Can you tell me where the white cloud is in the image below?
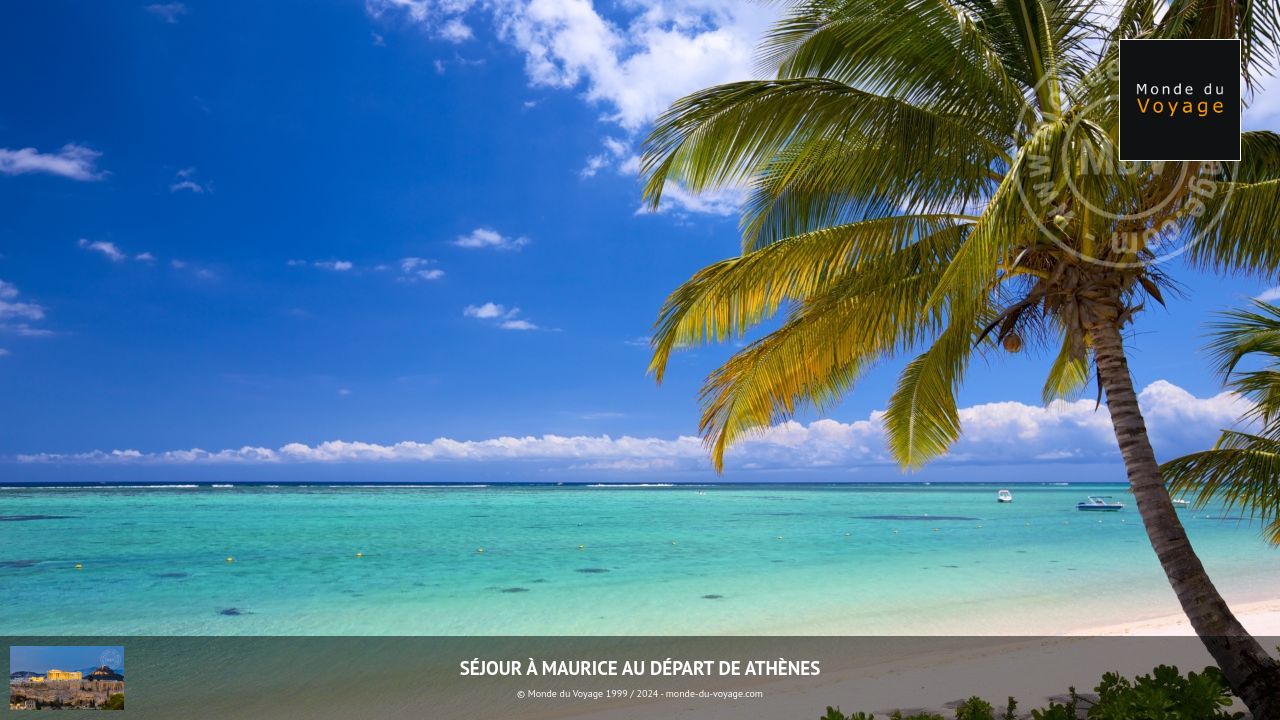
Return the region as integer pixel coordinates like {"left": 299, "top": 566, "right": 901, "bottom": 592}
{"left": 371, "top": 31, "right": 387, "bottom": 46}
{"left": 453, "top": 227, "right": 530, "bottom": 250}
{"left": 580, "top": 154, "right": 610, "bottom": 178}
{"left": 463, "top": 302, "right": 509, "bottom": 319}
{"left": 579, "top": 133, "right": 738, "bottom": 213}
{"left": 492, "top": 0, "right": 773, "bottom": 131}
{"left": 15, "top": 381, "right": 1247, "bottom": 469}
{"left": 0, "top": 300, "right": 44, "bottom": 321}
{"left": 0, "top": 349, "right": 9, "bottom": 357}
{"left": 639, "top": 183, "right": 744, "bottom": 216}
{"left": 500, "top": 319, "right": 539, "bottom": 330}
{"left": 366, "top": 1, "right": 772, "bottom": 215}
{"left": 0, "top": 144, "right": 104, "bottom": 181}
{"left": 582, "top": 134, "right": 639, "bottom": 177}
{"left": 1244, "top": 72, "right": 1280, "bottom": 129}
{"left": 601, "top": 135, "right": 628, "bottom": 156}
{"left": 439, "top": 17, "right": 473, "bottom": 42}
{"left": 291, "top": 257, "right": 447, "bottom": 280}
{"left": 314, "top": 260, "right": 354, "bottom": 271}
{"left": 169, "top": 167, "right": 207, "bottom": 193}
{"left": 144, "top": 2, "right": 187, "bottom": 23}
{"left": 0, "top": 281, "right": 48, "bottom": 335}
{"left": 1256, "top": 287, "right": 1280, "bottom": 303}
{"left": 366, "top": 0, "right": 482, "bottom": 43}
{"left": 464, "top": 302, "right": 542, "bottom": 329}
{"left": 78, "top": 239, "right": 158, "bottom": 265}
{"left": 364, "top": 1, "right": 772, "bottom": 128}
{"left": 77, "top": 238, "right": 127, "bottom": 262}
{"left": 399, "top": 257, "right": 446, "bottom": 281}
{"left": 2, "top": 324, "right": 53, "bottom": 337}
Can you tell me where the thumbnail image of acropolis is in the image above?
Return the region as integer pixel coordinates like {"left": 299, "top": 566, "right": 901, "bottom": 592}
{"left": 9, "top": 646, "right": 123, "bottom": 710}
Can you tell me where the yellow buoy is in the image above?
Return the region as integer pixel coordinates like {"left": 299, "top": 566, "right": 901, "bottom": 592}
{"left": 476, "top": 548, "right": 484, "bottom": 554}
{"left": 776, "top": 536, "right": 784, "bottom": 540}
{"left": 670, "top": 540, "right": 677, "bottom": 545}
{"left": 226, "top": 556, "right": 234, "bottom": 563}
{"left": 74, "top": 563, "right": 83, "bottom": 570}
{"left": 932, "top": 528, "right": 940, "bottom": 532}
{"left": 578, "top": 544, "right": 585, "bottom": 550}
{"left": 355, "top": 552, "right": 364, "bottom": 558}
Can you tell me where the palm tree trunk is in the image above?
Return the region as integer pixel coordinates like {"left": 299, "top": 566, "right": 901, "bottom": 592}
{"left": 1091, "top": 320, "right": 1280, "bottom": 717}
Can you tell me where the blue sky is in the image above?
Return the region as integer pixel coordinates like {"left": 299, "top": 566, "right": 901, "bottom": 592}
{"left": 1, "top": 0, "right": 1276, "bottom": 482}
{"left": 9, "top": 646, "right": 123, "bottom": 674}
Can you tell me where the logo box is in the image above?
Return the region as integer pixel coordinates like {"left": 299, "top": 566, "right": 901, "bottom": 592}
{"left": 1118, "top": 39, "right": 1241, "bottom": 161}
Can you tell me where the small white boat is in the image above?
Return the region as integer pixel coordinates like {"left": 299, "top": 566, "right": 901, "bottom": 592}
{"left": 1172, "top": 498, "right": 1191, "bottom": 508}
{"left": 996, "top": 489, "right": 1013, "bottom": 503}
{"left": 1077, "top": 496, "right": 1124, "bottom": 512}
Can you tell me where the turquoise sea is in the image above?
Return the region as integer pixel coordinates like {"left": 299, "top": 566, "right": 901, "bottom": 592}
{"left": 2, "top": 483, "right": 1275, "bottom": 636}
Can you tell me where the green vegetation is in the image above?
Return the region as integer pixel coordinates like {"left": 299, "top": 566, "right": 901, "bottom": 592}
{"left": 955, "top": 697, "right": 996, "bottom": 720}
{"left": 1031, "top": 687, "right": 1078, "bottom": 720}
{"left": 1164, "top": 301, "right": 1280, "bottom": 544}
{"left": 102, "top": 693, "right": 125, "bottom": 710}
{"left": 640, "top": 0, "right": 1280, "bottom": 713}
{"left": 817, "top": 665, "right": 1237, "bottom": 720}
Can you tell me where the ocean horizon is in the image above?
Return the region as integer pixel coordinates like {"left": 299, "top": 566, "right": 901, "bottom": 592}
{"left": 4, "top": 482, "right": 1274, "bottom": 637}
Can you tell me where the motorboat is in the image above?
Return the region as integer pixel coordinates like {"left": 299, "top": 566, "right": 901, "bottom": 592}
{"left": 1172, "top": 498, "right": 1191, "bottom": 508}
{"left": 996, "top": 489, "right": 1013, "bottom": 503}
{"left": 1076, "top": 496, "right": 1124, "bottom": 512}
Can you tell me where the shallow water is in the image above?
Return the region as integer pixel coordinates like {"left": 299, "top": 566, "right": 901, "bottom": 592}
{"left": 1, "top": 483, "right": 1274, "bottom": 635}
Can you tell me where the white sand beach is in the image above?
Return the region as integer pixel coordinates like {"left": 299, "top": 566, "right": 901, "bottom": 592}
{"left": 1074, "top": 598, "right": 1280, "bottom": 636}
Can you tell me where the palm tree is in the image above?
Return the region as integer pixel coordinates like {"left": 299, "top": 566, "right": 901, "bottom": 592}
{"left": 639, "top": 0, "right": 1280, "bottom": 714}
{"left": 1164, "top": 300, "right": 1280, "bottom": 544}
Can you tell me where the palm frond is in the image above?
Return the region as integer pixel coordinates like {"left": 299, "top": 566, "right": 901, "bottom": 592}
{"left": 1206, "top": 300, "right": 1280, "bottom": 375}
{"left": 1043, "top": 330, "right": 1091, "bottom": 402}
{"left": 639, "top": 78, "right": 1005, "bottom": 214}
{"left": 1187, "top": 178, "right": 1280, "bottom": 275}
{"left": 696, "top": 242, "right": 958, "bottom": 469}
{"left": 760, "top": 0, "right": 1025, "bottom": 125}
{"left": 884, "top": 322, "right": 974, "bottom": 468}
{"left": 649, "top": 217, "right": 970, "bottom": 381}
{"left": 1163, "top": 430, "right": 1280, "bottom": 544}
{"left": 1158, "top": 0, "right": 1280, "bottom": 87}
{"left": 737, "top": 131, "right": 996, "bottom": 252}
{"left": 1235, "top": 131, "right": 1280, "bottom": 183}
